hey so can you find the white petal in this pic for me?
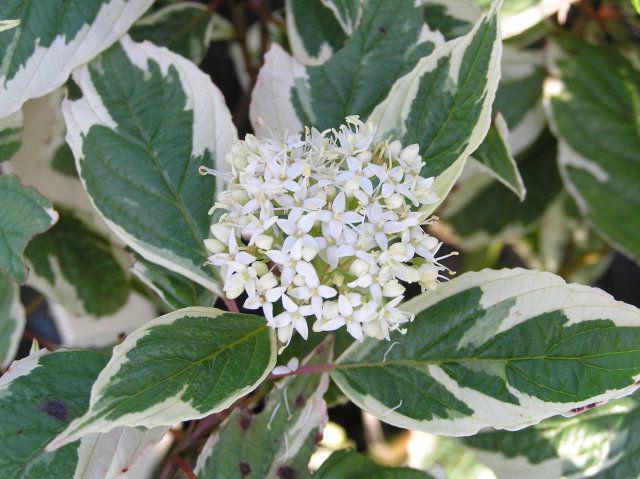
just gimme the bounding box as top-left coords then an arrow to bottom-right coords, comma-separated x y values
282,294 -> 298,312
347,322 -> 364,342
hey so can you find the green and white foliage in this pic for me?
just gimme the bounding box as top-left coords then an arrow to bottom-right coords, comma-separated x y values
49,307 -> 276,448
63,36 -> 236,295
0,175 -> 58,284
496,0 -> 578,38
0,0 -> 154,117
464,393 -> 640,479
286,0 -> 348,65
331,268 -> 640,436
545,38 -> 640,262
131,258 -> 214,310
420,0 -> 480,41
496,46 -> 546,156
0,273 -> 25,368
0,349 -> 165,479
0,108 -> 22,163
195,339 -> 332,478
369,2 -> 501,213
24,209 -> 130,318
471,115 -> 525,200
254,0 -> 440,135
320,0 -> 363,35
444,131 -> 561,250
315,450 -> 434,478
130,2 -> 234,64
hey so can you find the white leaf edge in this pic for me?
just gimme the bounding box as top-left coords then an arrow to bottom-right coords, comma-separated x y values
0,0 -> 154,118
368,1 -> 503,216
47,307 -> 277,450
0,279 -> 26,368
332,268 -> 640,437
63,35 -> 237,296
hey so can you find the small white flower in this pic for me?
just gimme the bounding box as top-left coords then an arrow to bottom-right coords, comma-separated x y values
203,116 -> 450,348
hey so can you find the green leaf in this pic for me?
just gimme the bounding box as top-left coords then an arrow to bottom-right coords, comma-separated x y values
369,2 -> 501,213
315,450 -> 434,478
0,0 -> 153,117
131,257 -> 214,310
633,0 -> 640,14
24,209 -> 130,317
0,349 -> 165,479
50,144 -> 78,178
464,393 -> 640,479
0,109 -> 22,163
195,338 -> 333,478
444,131 -> 561,250
472,115 -> 525,200
131,2 -> 234,64
49,307 -> 277,448
320,0 -> 362,34
63,36 -> 236,294
331,268 -> 640,436
252,0 -> 437,135
286,0 -> 348,65
494,46 -> 546,155
0,273 -> 25,368
421,0 -> 480,41
0,175 -> 58,283
546,39 -> 640,262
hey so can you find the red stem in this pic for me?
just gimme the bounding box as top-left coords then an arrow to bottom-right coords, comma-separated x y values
222,296 -> 240,313
171,455 -> 198,479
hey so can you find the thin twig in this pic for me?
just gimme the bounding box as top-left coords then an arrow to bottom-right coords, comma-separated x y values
172,454 -> 198,479
222,296 -> 240,313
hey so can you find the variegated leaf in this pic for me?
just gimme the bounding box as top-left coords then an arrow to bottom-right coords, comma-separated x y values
320,0 -> 362,34
286,0 -> 348,65
0,273 -> 25,368
545,38 -> 640,262
472,114 -> 525,200
420,0 -> 480,40
0,175 -> 58,283
316,450 -> 434,478
464,393 -> 640,479
195,338 -> 332,478
497,0 -> 578,38
331,268 -> 640,436
131,257 -> 215,310
0,349 -> 165,479
443,131 -> 561,250
0,108 -> 22,162
24,209 -> 130,318
131,2 -> 234,64
369,1 -> 501,214
253,0 -> 438,136
0,0 -> 153,117
49,308 -> 277,448
63,36 -> 236,295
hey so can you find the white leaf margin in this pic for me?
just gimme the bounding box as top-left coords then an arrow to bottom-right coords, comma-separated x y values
369,1 -> 503,215
0,279 -> 26,369
48,307 -> 277,450
332,268 -> 640,437
63,36 -> 237,296
0,0 -> 154,118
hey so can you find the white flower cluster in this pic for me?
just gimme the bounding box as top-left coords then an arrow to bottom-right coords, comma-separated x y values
203,116 -> 453,347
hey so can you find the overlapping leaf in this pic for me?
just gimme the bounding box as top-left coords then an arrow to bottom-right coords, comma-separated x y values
331,268 -> 640,436
131,2 -> 234,64
0,0 -> 153,117
49,308 -> 276,447
444,131 -> 561,250
63,36 -> 236,294
252,0 -> 437,135
0,175 -> 58,283
546,38 -> 640,262
465,393 -> 640,479
0,349 -> 165,479
24,209 -> 130,317
369,2 -> 501,213
195,338 -> 332,478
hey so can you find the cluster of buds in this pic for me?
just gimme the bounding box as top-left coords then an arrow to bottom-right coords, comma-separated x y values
203,116 -> 453,347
